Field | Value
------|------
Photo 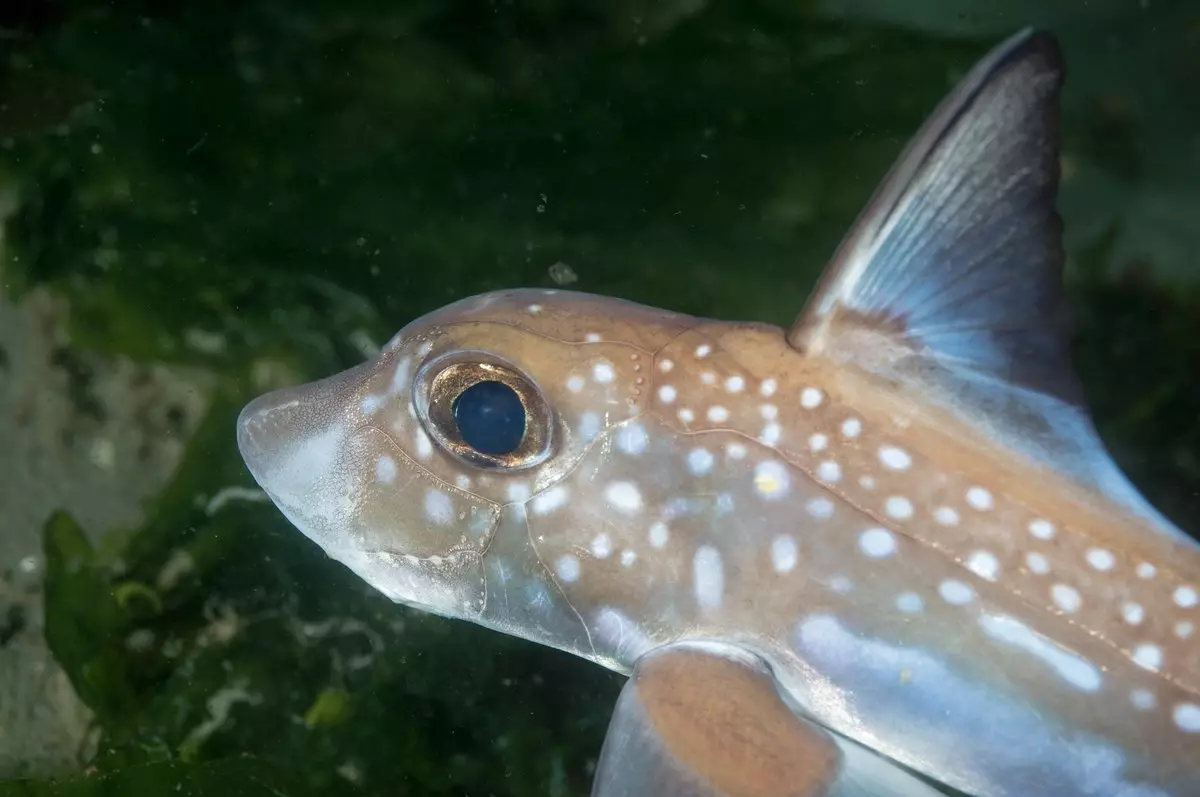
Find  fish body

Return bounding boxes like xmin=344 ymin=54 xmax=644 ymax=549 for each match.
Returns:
xmin=237 ymin=30 xmax=1200 ymax=797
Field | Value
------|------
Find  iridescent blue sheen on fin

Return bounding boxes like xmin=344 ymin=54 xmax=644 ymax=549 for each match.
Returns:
xmin=788 ymin=29 xmax=1195 ymax=545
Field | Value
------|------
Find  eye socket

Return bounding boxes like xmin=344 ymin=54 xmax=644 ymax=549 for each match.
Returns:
xmin=416 ymin=356 xmax=554 ymax=470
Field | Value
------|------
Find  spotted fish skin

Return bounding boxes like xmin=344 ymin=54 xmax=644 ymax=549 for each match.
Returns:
xmin=237 ymin=30 xmax=1200 ymax=797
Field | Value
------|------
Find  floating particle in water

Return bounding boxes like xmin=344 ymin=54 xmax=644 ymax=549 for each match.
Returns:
xmin=549 ymin=261 xmax=578 ymax=286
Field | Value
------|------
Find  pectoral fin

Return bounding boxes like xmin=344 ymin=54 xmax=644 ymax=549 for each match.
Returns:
xmin=590 ymin=643 xmax=841 ymax=797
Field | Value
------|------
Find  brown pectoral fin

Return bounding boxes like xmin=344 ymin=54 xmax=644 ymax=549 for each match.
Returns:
xmin=590 ymin=644 xmax=842 ymax=797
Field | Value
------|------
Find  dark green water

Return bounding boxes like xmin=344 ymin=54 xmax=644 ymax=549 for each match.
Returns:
xmin=1 ymin=2 xmax=1198 ymax=795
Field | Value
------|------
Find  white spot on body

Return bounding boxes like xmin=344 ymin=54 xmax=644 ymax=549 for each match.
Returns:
xmin=1026 ymin=552 xmax=1050 ymax=575
xmin=585 ymin=332 xmax=602 ymax=343
xmin=1122 ymin=602 xmax=1145 ymax=626
xmin=1131 ymin=689 xmax=1156 ymax=711
xmin=658 ymin=385 xmax=677 ymax=403
xmin=701 ymin=371 xmax=716 ymax=385
xmin=566 ymin=374 xmax=585 ymax=393
xmin=1086 ymin=548 xmax=1115 ymax=572
xmin=1137 ymin=562 xmax=1157 ymax=579
xmin=389 ymin=358 xmax=412 ymax=394
xmin=895 ymin=592 xmax=924 ymax=614
xmin=507 ymin=482 xmax=531 ymax=503
xmin=933 ymin=506 xmax=959 ymax=527
xmin=649 ymin=522 xmax=669 ymax=549
xmin=771 ymin=536 xmax=797 ymax=573
xmin=885 ymin=496 xmax=914 ymax=520
xmin=829 ymin=575 xmax=853 ymax=594
xmin=695 ymin=344 xmax=712 ymax=359
xmin=580 ymin=412 xmax=602 ymax=441
xmin=1028 ymin=519 xmax=1056 ymax=539
xmin=621 ymin=550 xmax=638 ymax=567
xmin=593 ymin=361 xmax=615 ymax=383
xmin=1133 ymin=644 xmax=1162 ymax=672
xmin=878 ymin=446 xmax=912 ymax=471
xmin=979 ymin=614 xmax=1102 ymax=693
xmin=801 ymin=387 xmax=824 ymax=409
xmin=424 ymin=490 xmax=454 ymax=525
xmin=967 ymin=551 xmax=1000 ymax=581
xmin=590 ymin=534 xmax=613 ymax=559
xmin=1175 ymin=585 xmax=1198 ymax=608
xmin=725 ymin=376 xmax=745 ymax=393
xmin=678 ymin=409 xmax=695 ymax=423
xmin=693 ymin=546 xmax=724 ymax=609
xmin=726 ymin=443 xmax=746 ymax=460
xmin=808 ymin=434 xmax=829 ymax=452
xmin=605 ymin=482 xmax=643 ymax=514
xmin=754 ymin=461 xmax=791 ymax=499
xmin=658 ymin=358 xmax=674 ymax=373
xmin=707 ymin=405 xmax=730 ymax=423
xmin=532 ymin=486 xmax=570 ymax=515
xmin=1176 ymin=704 xmax=1200 ymax=733
xmin=840 ymin=417 xmax=862 ymax=438
xmin=556 ymin=555 xmax=581 ymax=583
xmin=361 ymin=394 xmax=385 ymax=414
xmin=966 ymin=487 xmax=994 ymax=511
xmin=527 ymin=303 xmax=542 ymax=313
xmin=805 ymin=497 xmax=834 ymax=520
xmin=940 ymin=580 xmax=974 ymax=605
xmin=759 ymin=423 xmax=782 ymax=444
xmin=687 ymin=448 xmax=715 ymax=475
xmin=1177 ymin=621 xmax=1195 ymax=639
xmin=615 ymin=424 xmax=649 ymax=456
xmin=1051 ymin=584 xmax=1082 ymax=614
xmin=414 ymin=428 xmax=434 ymax=460
xmin=375 ymin=455 xmax=397 ymax=484
xmin=817 ymin=461 xmax=842 ymax=483
xmin=760 ymin=404 xmax=779 ymax=420
xmin=760 ymin=378 xmax=777 ymax=397
xmin=859 ymin=528 xmax=897 ymax=558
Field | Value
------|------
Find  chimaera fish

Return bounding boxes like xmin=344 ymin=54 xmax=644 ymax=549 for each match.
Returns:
xmin=236 ymin=29 xmax=1200 ymax=797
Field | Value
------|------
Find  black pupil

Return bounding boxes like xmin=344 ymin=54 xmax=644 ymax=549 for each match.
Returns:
xmin=452 ymin=380 xmax=526 ymax=456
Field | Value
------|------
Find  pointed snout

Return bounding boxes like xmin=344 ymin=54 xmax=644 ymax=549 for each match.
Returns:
xmin=236 ymin=362 xmax=372 ymax=494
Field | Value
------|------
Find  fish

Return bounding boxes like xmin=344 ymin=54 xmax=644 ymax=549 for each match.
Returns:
xmin=235 ymin=28 xmax=1200 ymax=797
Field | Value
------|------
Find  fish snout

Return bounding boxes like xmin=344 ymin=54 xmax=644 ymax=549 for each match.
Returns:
xmin=236 ymin=362 xmax=372 ymax=494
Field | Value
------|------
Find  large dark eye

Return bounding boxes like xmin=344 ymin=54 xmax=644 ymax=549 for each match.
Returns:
xmin=452 ymin=381 xmax=526 ymax=455
xmin=415 ymin=356 xmax=554 ymax=470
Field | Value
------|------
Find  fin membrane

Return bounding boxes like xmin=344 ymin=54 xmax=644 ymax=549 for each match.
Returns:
xmin=590 ymin=644 xmax=841 ymax=797
xmin=789 ymin=28 xmax=1077 ymax=406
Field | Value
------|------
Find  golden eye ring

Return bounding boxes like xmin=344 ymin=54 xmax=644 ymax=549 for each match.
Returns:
xmin=413 ymin=353 xmax=555 ymax=471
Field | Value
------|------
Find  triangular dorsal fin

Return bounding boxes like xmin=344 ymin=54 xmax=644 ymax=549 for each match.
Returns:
xmin=789 ymin=28 xmax=1078 ymax=406
xmin=788 ymin=29 xmax=1197 ymax=546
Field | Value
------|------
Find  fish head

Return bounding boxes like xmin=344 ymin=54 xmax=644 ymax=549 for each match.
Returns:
xmin=237 ymin=288 xmax=695 ymax=644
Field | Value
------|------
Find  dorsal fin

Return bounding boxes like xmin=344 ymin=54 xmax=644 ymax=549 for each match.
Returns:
xmin=788 ymin=28 xmax=1078 ymax=406
xmin=788 ymin=29 xmax=1197 ymax=545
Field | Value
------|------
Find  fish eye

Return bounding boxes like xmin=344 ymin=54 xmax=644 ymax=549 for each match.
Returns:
xmin=415 ymin=355 xmax=554 ymax=470
xmin=452 ymin=380 xmax=525 ymax=455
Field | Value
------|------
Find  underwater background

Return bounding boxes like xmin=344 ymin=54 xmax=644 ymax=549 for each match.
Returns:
xmin=1 ymin=1 xmax=1199 ymax=795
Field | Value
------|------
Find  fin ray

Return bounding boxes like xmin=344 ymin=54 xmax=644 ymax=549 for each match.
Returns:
xmin=786 ymin=27 xmax=1197 ymax=546
xmin=789 ymin=27 xmax=1078 ymax=405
